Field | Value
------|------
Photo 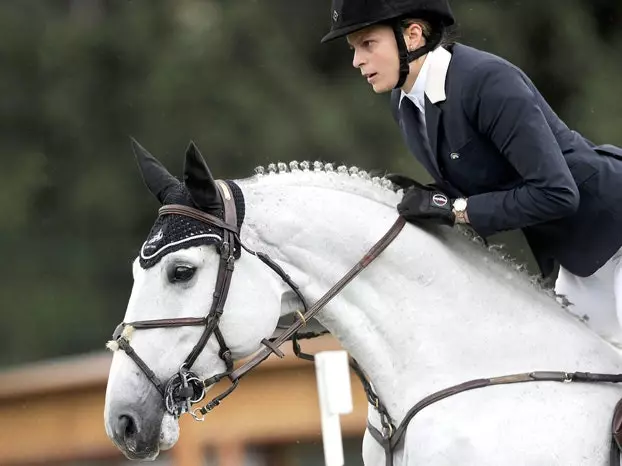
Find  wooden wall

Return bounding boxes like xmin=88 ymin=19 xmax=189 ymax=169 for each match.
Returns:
xmin=0 ymin=336 xmax=368 ymax=466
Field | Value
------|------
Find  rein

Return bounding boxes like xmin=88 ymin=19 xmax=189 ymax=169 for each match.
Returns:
xmin=112 ymin=181 xmax=622 ymax=465
xmin=190 ymin=215 xmax=408 ymax=418
xmin=227 ymin=216 xmax=407 ymax=380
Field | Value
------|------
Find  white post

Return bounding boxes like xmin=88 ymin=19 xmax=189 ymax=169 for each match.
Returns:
xmin=314 ymin=350 xmax=354 ymax=466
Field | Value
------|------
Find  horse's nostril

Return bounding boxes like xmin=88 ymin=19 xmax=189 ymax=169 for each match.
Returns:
xmin=116 ymin=414 xmax=138 ymax=442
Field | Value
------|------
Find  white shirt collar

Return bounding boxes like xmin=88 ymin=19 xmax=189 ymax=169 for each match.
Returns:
xmin=399 ymin=46 xmax=452 ymax=110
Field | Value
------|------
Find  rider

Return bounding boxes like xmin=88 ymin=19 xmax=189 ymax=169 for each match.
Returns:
xmin=320 ymin=0 xmax=622 ymax=343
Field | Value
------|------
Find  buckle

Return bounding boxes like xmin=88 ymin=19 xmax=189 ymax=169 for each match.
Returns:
xmin=112 ymin=323 xmax=124 ymax=340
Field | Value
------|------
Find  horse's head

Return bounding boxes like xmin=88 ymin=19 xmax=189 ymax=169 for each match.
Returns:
xmin=103 ymin=140 xmax=286 ymax=460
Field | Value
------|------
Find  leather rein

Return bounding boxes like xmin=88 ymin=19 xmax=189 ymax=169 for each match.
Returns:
xmin=111 ymin=181 xmax=622 ymax=466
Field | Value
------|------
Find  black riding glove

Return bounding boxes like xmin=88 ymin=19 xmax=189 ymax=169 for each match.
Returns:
xmin=397 ymin=185 xmax=455 ymax=227
xmin=385 ymin=173 xmax=432 ymax=192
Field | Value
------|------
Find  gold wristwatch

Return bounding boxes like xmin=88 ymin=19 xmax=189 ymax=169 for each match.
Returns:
xmin=452 ymin=198 xmax=468 ymax=224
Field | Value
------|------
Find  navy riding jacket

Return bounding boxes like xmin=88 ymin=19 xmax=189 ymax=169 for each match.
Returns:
xmin=391 ymin=43 xmax=622 ymax=277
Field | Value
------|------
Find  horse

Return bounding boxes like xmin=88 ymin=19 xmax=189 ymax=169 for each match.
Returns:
xmin=104 ymin=140 xmax=622 ymax=465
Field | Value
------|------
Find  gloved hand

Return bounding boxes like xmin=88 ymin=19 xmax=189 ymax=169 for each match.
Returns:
xmin=384 ymin=173 xmax=431 ymax=192
xmin=397 ymin=185 xmax=455 ymax=227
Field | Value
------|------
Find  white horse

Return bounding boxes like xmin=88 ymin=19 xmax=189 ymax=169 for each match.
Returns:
xmin=104 ymin=141 xmax=622 ymax=465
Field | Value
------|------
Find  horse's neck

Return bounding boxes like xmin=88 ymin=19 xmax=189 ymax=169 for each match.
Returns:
xmin=239 ymin=174 xmax=619 ymax=420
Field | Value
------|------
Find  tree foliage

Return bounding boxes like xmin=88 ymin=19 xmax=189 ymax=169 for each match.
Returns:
xmin=1 ymin=0 xmax=620 ymax=366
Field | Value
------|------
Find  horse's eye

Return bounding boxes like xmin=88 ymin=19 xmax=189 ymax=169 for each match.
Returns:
xmin=169 ymin=265 xmax=196 ymax=283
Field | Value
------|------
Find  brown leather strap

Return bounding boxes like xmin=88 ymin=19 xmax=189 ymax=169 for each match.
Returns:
xmin=386 ymin=371 xmax=608 ymax=450
xmin=612 ymin=398 xmax=622 ymax=465
xmin=216 ymin=180 xmax=238 ymax=232
xmin=229 ymin=216 xmax=407 ymax=381
xmin=128 ymin=317 xmax=208 ymax=329
xmin=159 ymin=204 xmax=239 ymax=234
xmin=183 ymin=181 xmax=237 ymax=369
xmin=364 ymin=370 xmax=622 ymax=466
xmin=612 ymin=438 xmax=621 ymax=466
xmin=116 ymin=337 xmax=165 ymax=395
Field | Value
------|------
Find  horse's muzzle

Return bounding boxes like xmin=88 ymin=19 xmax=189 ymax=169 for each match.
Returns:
xmin=108 ymin=409 xmax=161 ymax=460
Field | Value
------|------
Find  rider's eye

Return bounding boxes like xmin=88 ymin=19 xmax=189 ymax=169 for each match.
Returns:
xmin=169 ymin=265 xmax=196 ymax=283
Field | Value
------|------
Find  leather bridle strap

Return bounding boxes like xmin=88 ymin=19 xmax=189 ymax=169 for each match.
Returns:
xmin=228 ymin=216 xmax=407 ymax=382
xmin=365 ymin=370 xmax=622 ymax=466
xmin=240 ymin=244 xmax=310 ymax=315
xmin=158 ymin=204 xmax=239 ymax=234
xmin=178 ymin=181 xmax=238 ymax=371
xmin=129 ymin=317 xmax=207 ymax=328
xmin=115 ymin=337 xmax=166 ymax=396
xmin=182 ymin=235 xmax=235 ymax=369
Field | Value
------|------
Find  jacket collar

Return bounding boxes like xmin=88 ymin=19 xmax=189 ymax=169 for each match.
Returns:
xmin=424 ymin=45 xmax=451 ymax=104
xmin=398 ymin=45 xmax=452 ymax=107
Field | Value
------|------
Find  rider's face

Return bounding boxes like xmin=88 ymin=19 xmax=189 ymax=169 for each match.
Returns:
xmin=347 ymin=25 xmax=400 ymax=93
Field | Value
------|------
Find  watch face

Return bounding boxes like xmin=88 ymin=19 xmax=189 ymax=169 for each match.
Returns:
xmin=454 ymin=198 xmax=467 ymax=211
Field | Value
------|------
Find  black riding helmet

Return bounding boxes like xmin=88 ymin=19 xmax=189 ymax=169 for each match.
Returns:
xmin=321 ymin=0 xmax=455 ymax=88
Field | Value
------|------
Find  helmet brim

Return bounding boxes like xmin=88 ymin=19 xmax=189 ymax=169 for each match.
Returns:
xmin=320 ymin=19 xmax=385 ymax=43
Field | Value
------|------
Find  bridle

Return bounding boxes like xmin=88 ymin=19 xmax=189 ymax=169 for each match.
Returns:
xmin=111 ymin=179 xmax=622 ymax=466
xmin=111 ymin=179 xmax=403 ymax=421
xmin=111 ymin=180 xmax=242 ymax=418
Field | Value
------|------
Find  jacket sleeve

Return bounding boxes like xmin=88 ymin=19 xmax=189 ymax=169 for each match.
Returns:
xmin=462 ymin=60 xmax=580 ymax=238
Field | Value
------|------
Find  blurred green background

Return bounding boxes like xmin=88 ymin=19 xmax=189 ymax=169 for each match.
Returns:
xmin=1 ymin=0 xmax=621 ymax=368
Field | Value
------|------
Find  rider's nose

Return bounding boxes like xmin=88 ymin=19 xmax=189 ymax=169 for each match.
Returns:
xmin=114 ymin=412 xmax=139 ymax=445
xmin=352 ymin=49 xmax=363 ymax=68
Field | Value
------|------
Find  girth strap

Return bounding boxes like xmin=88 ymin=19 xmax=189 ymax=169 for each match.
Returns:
xmin=365 ymin=370 xmax=622 ymax=466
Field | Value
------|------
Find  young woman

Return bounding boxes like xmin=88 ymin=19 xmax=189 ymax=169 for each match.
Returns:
xmin=321 ymin=0 xmax=622 ymax=344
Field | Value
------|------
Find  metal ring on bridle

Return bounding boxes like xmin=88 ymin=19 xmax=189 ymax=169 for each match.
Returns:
xmin=187 ymin=375 xmax=206 ymax=403
xmin=295 ymin=309 xmax=307 ymax=326
xmin=164 ymin=369 xmax=206 ymax=416
xmin=191 ymin=408 xmax=206 ymax=422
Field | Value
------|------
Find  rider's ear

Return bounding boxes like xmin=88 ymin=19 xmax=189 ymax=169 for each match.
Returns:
xmin=131 ymin=137 xmax=179 ymax=204
xmin=183 ymin=141 xmax=222 ymax=212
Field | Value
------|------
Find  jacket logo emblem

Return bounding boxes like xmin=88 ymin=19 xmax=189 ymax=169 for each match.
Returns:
xmin=450 ymin=152 xmax=460 ymax=160
xmin=432 ymin=194 xmax=448 ymax=207
xmin=333 ymin=10 xmax=339 ymax=21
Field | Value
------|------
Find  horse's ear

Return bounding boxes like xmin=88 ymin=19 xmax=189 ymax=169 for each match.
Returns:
xmin=131 ymin=137 xmax=179 ymax=204
xmin=183 ymin=141 xmax=221 ymax=211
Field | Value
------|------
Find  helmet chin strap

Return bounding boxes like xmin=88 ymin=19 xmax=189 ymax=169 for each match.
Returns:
xmin=392 ymin=22 xmax=442 ymax=89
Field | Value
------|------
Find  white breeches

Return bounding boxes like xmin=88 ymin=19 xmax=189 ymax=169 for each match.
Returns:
xmin=555 ymin=248 xmax=622 ymax=349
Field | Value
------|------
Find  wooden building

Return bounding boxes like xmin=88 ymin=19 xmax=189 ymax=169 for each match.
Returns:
xmin=0 ymin=336 xmax=368 ymax=465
